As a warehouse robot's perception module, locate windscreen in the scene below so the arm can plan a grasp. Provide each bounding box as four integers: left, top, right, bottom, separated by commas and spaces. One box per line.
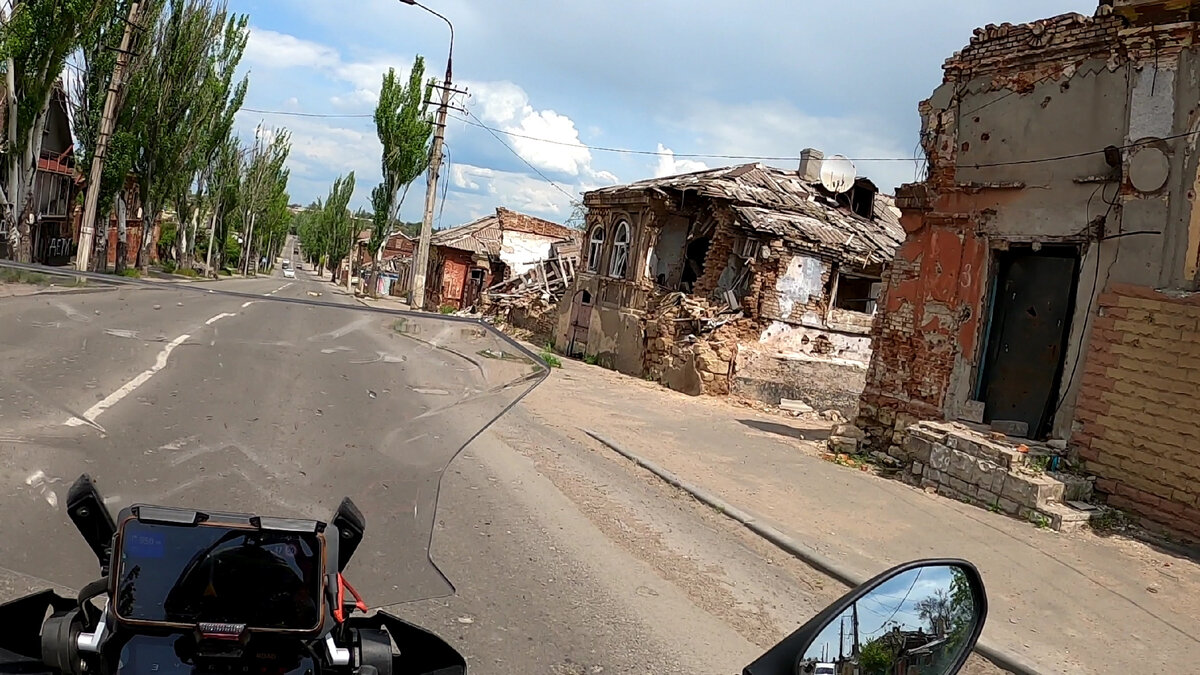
0, 262, 548, 607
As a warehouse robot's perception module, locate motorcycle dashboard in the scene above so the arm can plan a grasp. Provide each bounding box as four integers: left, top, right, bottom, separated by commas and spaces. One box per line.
111, 508, 329, 635
113, 634, 315, 675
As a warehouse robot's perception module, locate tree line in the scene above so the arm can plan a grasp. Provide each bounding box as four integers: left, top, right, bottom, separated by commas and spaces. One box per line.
297, 56, 433, 293
0, 0, 292, 275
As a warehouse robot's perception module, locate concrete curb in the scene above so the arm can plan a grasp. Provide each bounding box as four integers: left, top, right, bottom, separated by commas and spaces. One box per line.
581, 428, 1041, 675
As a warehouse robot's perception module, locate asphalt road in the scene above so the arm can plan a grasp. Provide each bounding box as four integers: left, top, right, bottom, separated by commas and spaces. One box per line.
0, 256, 963, 674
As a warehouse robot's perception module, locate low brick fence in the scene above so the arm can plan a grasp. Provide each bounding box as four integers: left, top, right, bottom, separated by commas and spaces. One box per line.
1072, 284, 1200, 542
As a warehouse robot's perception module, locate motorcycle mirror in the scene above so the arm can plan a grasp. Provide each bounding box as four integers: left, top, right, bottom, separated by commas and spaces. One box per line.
66, 474, 117, 572
744, 560, 988, 675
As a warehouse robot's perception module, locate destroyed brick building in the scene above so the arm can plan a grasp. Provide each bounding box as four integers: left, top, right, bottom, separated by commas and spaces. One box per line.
425, 207, 578, 311
856, 0, 1200, 541
556, 159, 903, 412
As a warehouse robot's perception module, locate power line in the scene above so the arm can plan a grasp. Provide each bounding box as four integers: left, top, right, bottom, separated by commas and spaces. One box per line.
241, 106, 372, 118
462, 108, 580, 204
236, 107, 1200, 173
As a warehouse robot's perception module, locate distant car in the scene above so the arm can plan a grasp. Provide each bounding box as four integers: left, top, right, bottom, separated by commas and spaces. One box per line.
283, 267, 295, 279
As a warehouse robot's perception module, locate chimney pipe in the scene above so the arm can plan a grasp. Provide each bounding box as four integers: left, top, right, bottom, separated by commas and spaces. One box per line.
799, 148, 824, 183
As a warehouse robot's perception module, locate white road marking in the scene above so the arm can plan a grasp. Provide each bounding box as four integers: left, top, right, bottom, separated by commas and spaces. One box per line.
66, 333, 191, 427
241, 300, 256, 308
205, 312, 237, 325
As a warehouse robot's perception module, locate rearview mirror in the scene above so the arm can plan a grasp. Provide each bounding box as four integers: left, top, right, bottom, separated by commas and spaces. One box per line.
744, 560, 987, 675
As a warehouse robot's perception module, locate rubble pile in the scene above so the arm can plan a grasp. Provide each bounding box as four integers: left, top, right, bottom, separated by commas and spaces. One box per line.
643, 292, 755, 395
482, 254, 578, 340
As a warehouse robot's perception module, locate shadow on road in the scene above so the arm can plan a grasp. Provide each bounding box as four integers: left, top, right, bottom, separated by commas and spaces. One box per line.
738, 418, 831, 442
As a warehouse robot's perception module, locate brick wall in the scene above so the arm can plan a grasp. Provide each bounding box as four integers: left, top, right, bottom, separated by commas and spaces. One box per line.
496, 207, 576, 241
1073, 284, 1200, 541
942, 13, 1122, 84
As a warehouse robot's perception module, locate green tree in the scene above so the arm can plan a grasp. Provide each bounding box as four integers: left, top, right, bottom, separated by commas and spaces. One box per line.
70, 0, 166, 271
237, 125, 290, 273
320, 172, 356, 282
130, 0, 248, 271
1, 0, 120, 261
368, 58, 433, 288
205, 134, 241, 272
859, 637, 896, 675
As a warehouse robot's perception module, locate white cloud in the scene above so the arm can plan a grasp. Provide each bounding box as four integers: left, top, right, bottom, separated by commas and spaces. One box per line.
245, 28, 338, 70
450, 164, 493, 191
448, 163, 574, 216
653, 143, 708, 178
467, 80, 594, 177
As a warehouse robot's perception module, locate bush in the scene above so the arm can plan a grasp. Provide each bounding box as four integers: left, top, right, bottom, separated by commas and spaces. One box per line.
118, 268, 141, 278
178, 268, 199, 278
539, 350, 562, 369
160, 260, 177, 274
439, 304, 456, 314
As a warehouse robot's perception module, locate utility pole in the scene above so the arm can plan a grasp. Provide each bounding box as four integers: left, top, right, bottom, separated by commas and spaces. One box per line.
76, 1, 141, 272
851, 603, 860, 659
404, 0, 454, 311
838, 618, 844, 662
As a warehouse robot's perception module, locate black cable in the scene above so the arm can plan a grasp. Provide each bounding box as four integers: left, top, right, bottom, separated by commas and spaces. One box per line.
461, 108, 580, 205
1049, 182, 1117, 420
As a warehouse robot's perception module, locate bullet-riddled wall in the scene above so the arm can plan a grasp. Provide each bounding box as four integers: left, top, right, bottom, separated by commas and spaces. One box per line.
859, 6, 1200, 540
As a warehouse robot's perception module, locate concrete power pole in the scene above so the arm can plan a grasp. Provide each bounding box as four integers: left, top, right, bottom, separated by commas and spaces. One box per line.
410, 60, 451, 310
76, 1, 141, 272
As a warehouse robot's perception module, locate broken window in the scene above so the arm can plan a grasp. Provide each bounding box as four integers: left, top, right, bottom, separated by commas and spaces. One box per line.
833, 272, 882, 314
609, 220, 630, 278
680, 236, 710, 292
587, 225, 604, 273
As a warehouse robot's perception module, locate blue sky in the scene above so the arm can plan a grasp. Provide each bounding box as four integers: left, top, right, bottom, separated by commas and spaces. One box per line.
226, 0, 1093, 228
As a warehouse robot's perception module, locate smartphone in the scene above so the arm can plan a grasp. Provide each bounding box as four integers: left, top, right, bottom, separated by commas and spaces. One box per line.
111, 513, 327, 634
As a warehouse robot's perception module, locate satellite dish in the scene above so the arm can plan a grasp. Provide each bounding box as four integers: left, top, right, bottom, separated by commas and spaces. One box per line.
819, 154, 857, 194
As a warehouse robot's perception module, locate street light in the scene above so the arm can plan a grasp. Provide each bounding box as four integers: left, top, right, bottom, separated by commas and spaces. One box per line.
400, 0, 454, 310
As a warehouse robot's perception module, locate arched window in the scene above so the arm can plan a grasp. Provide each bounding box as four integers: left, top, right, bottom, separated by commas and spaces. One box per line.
609, 220, 630, 278
586, 225, 605, 273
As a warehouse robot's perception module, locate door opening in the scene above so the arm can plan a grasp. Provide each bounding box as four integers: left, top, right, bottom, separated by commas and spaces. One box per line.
977, 245, 1080, 438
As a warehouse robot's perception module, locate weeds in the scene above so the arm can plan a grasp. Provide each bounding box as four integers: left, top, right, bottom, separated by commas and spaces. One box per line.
118, 268, 141, 279
1090, 507, 1133, 534
1028, 512, 1052, 529
438, 304, 456, 315
539, 349, 562, 368
1029, 455, 1052, 474
583, 354, 599, 366
988, 501, 1003, 514
178, 267, 198, 278
0, 268, 50, 285
160, 260, 177, 274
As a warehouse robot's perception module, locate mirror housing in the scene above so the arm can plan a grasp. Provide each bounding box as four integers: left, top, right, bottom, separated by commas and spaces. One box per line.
744, 559, 988, 675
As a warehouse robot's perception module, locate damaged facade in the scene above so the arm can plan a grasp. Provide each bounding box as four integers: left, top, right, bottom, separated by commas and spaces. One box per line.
424, 207, 578, 311
858, 0, 1200, 541
557, 160, 903, 413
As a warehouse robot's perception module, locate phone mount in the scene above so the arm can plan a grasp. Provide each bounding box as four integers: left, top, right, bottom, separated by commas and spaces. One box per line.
66, 475, 117, 573
330, 497, 365, 572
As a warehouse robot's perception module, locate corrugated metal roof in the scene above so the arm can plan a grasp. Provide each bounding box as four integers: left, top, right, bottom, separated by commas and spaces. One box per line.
586, 163, 904, 266
431, 214, 502, 256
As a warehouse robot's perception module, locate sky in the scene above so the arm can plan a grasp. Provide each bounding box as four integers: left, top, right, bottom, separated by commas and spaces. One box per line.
225, 0, 1094, 229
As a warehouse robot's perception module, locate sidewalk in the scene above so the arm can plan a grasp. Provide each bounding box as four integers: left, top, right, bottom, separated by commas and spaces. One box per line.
512, 354, 1200, 674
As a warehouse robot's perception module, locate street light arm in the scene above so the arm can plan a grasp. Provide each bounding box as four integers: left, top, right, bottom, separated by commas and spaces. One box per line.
400, 0, 454, 81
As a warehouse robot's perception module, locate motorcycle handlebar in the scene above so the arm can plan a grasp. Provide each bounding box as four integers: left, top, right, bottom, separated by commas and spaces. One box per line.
0, 591, 466, 675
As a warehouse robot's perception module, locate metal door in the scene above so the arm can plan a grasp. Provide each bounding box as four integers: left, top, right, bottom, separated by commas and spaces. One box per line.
441, 258, 468, 307
979, 248, 1079, 438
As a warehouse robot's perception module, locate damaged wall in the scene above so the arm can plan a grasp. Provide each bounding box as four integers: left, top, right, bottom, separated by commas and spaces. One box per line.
859, 10, 1200, 457
1073, 284, 1200, 542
